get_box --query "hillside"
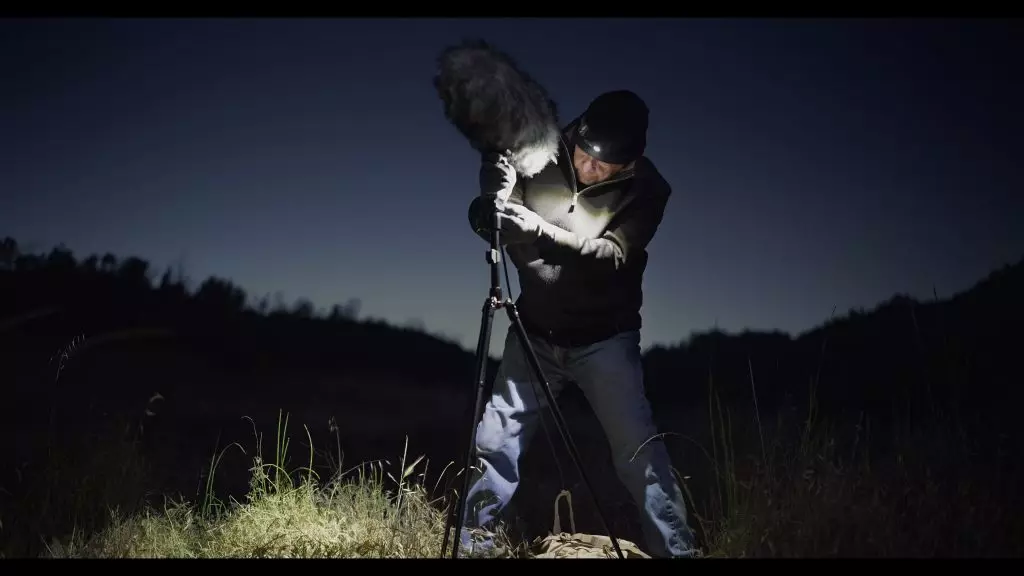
[1,236,1021,557]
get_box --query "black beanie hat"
[573,90,649,165]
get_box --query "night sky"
[2,18,1021,358]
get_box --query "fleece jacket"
[468,120,672,348]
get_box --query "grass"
[27,411,467,558]
[3,372,1019,558]
[680,365,1020,558]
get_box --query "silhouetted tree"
[329,298,361,321]
[46,244,76,272]
[253,294,270,315]
[117,256,151,290]
[0,236,17,270]
[195,276,247,313]
[100,253,117,272]
[292,298,314,319]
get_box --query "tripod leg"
[441,296,499,559]
[505,303,626,559]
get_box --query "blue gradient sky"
[2,18,1021,357]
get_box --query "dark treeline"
[1,236,1021,557]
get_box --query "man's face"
[572,145,627,186]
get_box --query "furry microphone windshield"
[434,39,561,178]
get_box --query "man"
[461,90,697,558]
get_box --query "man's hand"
[498,203,546,244]
[480,153,517,209]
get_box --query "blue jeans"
[460,326,697,558]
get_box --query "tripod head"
[481,194,505,303]
[469,152,519,304]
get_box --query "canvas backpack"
[531,490,651,559]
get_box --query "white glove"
[499,203,546,244]
[479,153,517,210]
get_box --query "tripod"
[439,196,625,559]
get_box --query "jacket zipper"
[559,131,634,213]
[569,173,634,212]
[562,136,579,208]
